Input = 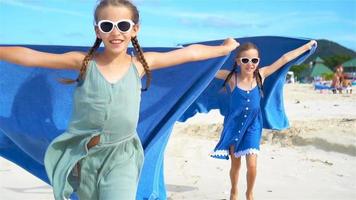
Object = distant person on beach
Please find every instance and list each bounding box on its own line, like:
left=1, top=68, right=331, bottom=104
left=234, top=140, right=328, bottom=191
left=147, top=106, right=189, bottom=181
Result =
left=342, top=79, right=353, bottom=94
left=331, top=65, right=344, bottom=94
left=213, top=40, right=317, bottom=200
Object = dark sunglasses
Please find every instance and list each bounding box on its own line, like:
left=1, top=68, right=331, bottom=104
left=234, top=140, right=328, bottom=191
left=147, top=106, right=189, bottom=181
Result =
left=96, top=19, right=135, bottom=33
left=240, top=57, right=260, bottom=64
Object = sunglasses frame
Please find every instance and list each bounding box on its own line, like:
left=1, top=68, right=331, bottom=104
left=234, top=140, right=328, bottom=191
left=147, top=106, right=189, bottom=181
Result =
left=239, top=57, right=260, bottom=64
left=96, top=19, right=135, bottom=34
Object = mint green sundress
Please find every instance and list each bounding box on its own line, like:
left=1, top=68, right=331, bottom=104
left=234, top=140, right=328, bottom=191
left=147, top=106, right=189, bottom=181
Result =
left=44, top=58, right=144, bottom=200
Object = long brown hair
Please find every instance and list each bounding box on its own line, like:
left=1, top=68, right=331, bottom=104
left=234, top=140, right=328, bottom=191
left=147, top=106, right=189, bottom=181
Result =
left=222, top=42, right=264, bottom=97
left=62, top=0, right=151, bottom=90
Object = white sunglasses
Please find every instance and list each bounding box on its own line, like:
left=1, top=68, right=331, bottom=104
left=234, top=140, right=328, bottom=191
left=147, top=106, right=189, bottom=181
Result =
left=239, top=57, right=260, bottom=64
left=96, top=19, right=135, bottom=33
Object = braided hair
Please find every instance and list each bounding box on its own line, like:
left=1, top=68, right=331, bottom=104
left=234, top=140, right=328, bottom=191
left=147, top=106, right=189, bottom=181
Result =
left=60, top=38, right=102, bottom=84
left=221, top=62, right=237, bottom=92
left=131, top=36, right=151, bottom=91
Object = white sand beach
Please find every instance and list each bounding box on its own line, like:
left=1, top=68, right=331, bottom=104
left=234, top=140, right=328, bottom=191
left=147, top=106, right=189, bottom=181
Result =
left=165, top=84, right=356, bottom=200
left=1, top=84, right=356, bottom=200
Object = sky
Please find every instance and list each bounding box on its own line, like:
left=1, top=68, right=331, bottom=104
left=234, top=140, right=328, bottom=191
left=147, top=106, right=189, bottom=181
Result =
left=0, top=0, right=355, bottom=50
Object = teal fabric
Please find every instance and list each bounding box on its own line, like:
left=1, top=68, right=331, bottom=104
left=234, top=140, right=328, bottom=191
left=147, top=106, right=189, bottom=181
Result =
left=76, top=134, right=144, bottom=200
left=44, top=59, right=143, bottom=200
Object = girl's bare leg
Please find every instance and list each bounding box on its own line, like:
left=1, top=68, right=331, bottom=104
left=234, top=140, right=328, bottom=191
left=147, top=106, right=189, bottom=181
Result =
left=229, top=146, right=241, bottom=200
left=245, top=154, right=257, bottom=200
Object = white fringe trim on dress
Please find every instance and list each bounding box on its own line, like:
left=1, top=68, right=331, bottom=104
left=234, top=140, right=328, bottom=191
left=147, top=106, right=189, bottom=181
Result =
left=233, top=148, right=259, bottom=158
left=209, top=149, right=229, bottom=157
left=209, top=148, right=259, bottom=158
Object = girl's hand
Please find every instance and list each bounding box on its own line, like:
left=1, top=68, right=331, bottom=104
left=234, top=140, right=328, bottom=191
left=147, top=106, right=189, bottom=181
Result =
left=222, top=38, right=240, bottom=52
left=307, top=40, right=317, bottom=50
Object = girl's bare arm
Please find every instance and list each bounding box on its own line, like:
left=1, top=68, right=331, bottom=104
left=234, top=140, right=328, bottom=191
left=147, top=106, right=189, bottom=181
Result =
left=0, top=46, right=86, bottom=70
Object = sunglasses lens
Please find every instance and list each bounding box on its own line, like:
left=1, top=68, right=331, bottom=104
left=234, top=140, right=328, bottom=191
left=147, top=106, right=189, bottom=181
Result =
left=117, top=21, right=131, bottom=32
left=241, top=58, right=249, bottom=64
left=100, top=22, right=114, bottom=33
left=251, top=58, right=259, bottom=64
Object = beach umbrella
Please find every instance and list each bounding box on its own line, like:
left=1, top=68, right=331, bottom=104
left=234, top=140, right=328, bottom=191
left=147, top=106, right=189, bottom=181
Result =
left=311, top=56, right=333, bottom=77
left=342, top=58, right=356, bottom=74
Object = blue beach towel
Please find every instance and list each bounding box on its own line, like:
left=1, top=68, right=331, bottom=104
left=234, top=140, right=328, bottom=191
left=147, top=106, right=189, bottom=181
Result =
left=179, top=36, right=316, bottom=131
left=0, top=44, right=228, bottom=199
left=0, top=36, right=316, bottom=199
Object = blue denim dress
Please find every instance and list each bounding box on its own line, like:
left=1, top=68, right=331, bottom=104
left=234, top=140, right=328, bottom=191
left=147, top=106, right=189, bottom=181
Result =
left=210, top=75, right=263, bottom=159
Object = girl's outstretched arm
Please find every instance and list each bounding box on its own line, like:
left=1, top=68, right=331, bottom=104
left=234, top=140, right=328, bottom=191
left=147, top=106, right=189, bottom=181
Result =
left=215, top=70, right=232, bottom=80
left=143, top=38, right=239, bottom=70
left=259, top=40, right=317, bottom=79
left=0, top=46, right=85, bottom=70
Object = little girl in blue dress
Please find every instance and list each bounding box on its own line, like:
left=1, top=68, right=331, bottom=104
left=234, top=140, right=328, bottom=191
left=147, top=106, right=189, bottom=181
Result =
left=212, top=40, right=316, bottom=200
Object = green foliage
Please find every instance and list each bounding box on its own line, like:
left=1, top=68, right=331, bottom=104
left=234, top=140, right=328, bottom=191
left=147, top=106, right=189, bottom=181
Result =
left=323, top=73, right=334, bottom=80
left=303, top=39, right=356, bottom=64
left=322, top=55, right=352, bottom=70
left=290, top=64, right=309, bottom=78
left=295, top=39, right=355, bottom=79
